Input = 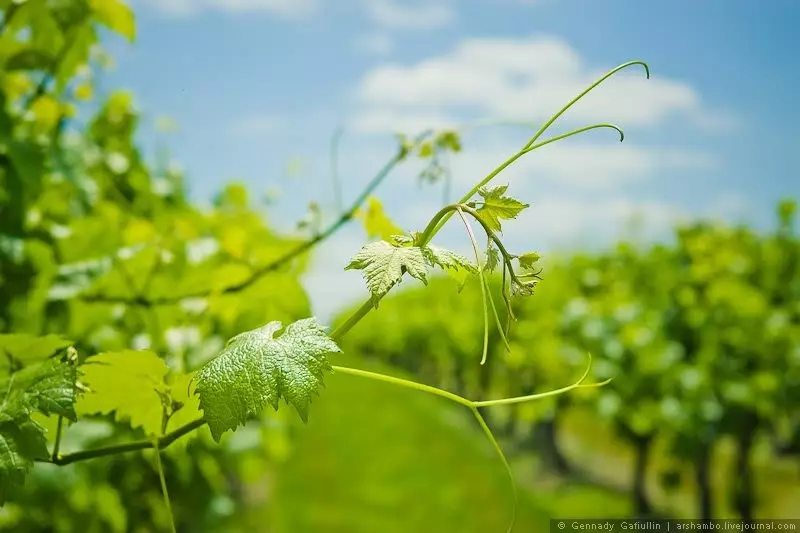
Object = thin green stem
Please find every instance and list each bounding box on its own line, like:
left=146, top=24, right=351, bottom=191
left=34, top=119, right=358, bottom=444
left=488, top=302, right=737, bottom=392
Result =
left=484, top=277, right=511, bottom=353
left=153, top=442, right=177, bottom=533
left=330, top=298, right=375, bottom=341
left=470, top=406, right=517, bottom=533
left=332, top=365, right=472, bottom=407
left=417, top=203, right=461, bottom=246
left=521, top=62, right=648, bottom=151
left=473, top=354, right=610, bottom=408
left=457, top=205, right=527, bottom=285
left=430, top=122, right=626, bottom=239
left=46, top=418, right=206, bottom=466
left=521, top=123, right=625, bottom=155
left=455, top=207, right=490, bottom=365
left=51, top=416, right=65, bottom=462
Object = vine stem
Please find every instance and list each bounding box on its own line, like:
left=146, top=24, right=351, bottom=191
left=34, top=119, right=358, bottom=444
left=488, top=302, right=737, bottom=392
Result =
left=332, top=366, right=472, bottom=406
left=45, top=418, right=206, bottom=465
left=470, top=405, right=517, bottom=533
left=51, top=416, right=64, bottom=461
left=455, top=207, right=491, bottom=365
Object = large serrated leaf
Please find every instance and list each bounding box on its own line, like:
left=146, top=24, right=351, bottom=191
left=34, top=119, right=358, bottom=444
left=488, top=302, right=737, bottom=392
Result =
left=0, top=420, right=49, bottom=506
left=77, top=350, right=168, bottom=436
left=77, top=350, right=202, bottom=439
left=194, top=318, right=341, bottom=442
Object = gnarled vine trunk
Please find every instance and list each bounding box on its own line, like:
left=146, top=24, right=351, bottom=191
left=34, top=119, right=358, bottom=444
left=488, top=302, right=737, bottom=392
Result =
left=631, top=432, right=654, bottom=517
left=732, top=415, right=758, bottom=521
left=695, top=440, right=713, bottom=520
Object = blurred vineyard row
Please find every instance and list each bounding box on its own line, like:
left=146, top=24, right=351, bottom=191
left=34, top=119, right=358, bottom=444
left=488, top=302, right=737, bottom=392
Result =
left=336, top=201, right=800, bottom=520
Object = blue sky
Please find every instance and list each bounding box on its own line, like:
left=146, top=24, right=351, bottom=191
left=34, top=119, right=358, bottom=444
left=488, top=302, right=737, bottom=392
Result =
left=103, top=0, right=798, bottom=319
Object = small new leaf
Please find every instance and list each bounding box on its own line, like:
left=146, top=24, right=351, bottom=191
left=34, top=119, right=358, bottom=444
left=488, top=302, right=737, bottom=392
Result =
left=476, top=185, right=529, bottom=232
left=434, top=130, right=461, bottom=152
left=345, top=241, right=429, bottom=304
left=484, top=245, right=500, bottom=273
left=357, top=197, right=403, bottom=241
left=518, top=252, right=541, bottom=271
left=194, top=318, right=341, bottom=442
left=424, top=245, right=477, bottom=275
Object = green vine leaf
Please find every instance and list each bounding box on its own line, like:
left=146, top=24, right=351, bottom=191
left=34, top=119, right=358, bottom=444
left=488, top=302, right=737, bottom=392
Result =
left=77, top=351, right=200, bottom=438
left=0, top=419, right=49, bottom=505
left=423, top=244, right=477, bottom=275
left=345, top=240, right=430, bottom=304
left=0, top=357, right=78, bottom=505
left=347, top=240, right=480, bottom=301
left=517, top=252, right=541, bottom=271
left=476, top=185, right=529, bottom=233
left=484, top=244, right=500, bottom=273
left=0, top=334, right=72, bottom=370
left=0, top=358, right=78, bottom=423
left=194, top=318, right=341, bottom=442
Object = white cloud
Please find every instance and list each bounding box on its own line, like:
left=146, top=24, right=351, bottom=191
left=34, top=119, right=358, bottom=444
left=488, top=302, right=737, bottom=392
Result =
left=353, top=35, right=732, bottom=132
left=354, top=33, right=395, bottom=56
left=147, top=0, right=318, bottom=18
left=365, top=0, right=455, bottom=30
left=445, top=142, right=717, bottom=190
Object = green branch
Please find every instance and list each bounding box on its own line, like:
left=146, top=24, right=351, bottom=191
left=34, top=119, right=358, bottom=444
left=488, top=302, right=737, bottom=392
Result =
left=44, top=419, right=206, bottom=466
left=80, top=130, right=432, bottom=307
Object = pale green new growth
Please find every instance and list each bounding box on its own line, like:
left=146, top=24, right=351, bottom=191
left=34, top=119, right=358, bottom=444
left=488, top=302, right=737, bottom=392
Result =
left=484, top=244, right=500, bottom=273
left=194, top=318, right=341, bottom=441
left=517, top=251, right=541, bottom=271
left=474, top=185, right=529, bottom=233
left=346, top=239, right=480, bottom=304
left=423, top=244, right=478, bottom=275
left=345, top=240, right=431, bottom=304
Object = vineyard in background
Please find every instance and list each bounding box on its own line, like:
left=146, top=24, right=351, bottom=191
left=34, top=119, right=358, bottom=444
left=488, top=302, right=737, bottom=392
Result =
left=1, top=1, right=798, bottom=532
left=337, top=203, right=800, bottom=522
